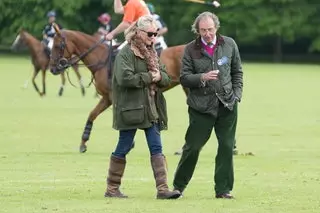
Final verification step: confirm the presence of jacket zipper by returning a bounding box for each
[212,48,229,108]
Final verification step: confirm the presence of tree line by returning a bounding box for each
[1,0,320,62]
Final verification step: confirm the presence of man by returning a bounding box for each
[105,0,150,42]
[42,11,62,56]
[104,15,180,200]
[173,11,243,199]
[147,3,168,56]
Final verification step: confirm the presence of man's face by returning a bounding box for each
[198,17,217,43]
[48,16,55,23]
[138,24,158,46]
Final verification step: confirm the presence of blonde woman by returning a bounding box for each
[104,15,180,200]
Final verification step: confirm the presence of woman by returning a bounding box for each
[104,15,181,200]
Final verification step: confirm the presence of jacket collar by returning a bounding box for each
[201,36,216,47]
[194,34,224,50]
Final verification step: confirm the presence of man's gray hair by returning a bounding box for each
[125,15,157,42]
[191,11,220,34]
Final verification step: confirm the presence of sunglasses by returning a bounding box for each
[140,29,158,37]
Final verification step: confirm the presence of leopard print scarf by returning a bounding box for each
[129,34,159,96]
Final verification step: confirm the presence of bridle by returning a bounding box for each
[51,32,107,71]
[50,31,112,88]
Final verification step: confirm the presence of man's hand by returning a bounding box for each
[201,70,219,81]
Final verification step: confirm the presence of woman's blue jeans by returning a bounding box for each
[112,124,162,158]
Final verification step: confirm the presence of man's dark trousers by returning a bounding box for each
[173,102,238,195]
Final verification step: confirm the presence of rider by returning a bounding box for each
[104,0,150,48]
[97,12,116,47]
[42,11,62,56]
[97,13,113,35]
[146,3,168,56]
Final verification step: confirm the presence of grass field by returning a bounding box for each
[1,56,320,213]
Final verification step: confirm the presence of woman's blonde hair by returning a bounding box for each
[125,15,157,42]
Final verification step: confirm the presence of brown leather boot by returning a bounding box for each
[104,155,128,198]
[151,154,181,199]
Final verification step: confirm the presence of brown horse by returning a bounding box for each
[160,45,188,94]
[11,29,85,96]
[49,26,187,153]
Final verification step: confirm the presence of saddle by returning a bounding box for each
[106,42,122,86]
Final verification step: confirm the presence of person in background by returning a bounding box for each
[104,0,150,43]
[146,2,168,56]
[97,13,113,35]
[42,10,62,56]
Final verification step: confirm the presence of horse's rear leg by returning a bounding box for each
[80,96,111,153]
[32,68,42,96]
[72,64,85,96]
[58,72,66,96]
[173,86,189,156]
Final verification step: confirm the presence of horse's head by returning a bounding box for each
[11,29,26,51]
[49,23,74,75]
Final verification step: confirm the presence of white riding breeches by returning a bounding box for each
[156,36,167,50]
[47,37,54,50]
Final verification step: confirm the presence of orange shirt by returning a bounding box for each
[123,0,150,23]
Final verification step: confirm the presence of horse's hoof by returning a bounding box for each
[81,88,85,96]
[233,149,238,155]
[58,87,64,96]
[80,144,87,153]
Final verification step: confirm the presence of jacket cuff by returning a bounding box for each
[141,72,153,85]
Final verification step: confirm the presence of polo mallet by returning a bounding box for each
[22,72,31,89]
[185,0,221,7]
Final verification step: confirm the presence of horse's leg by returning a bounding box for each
[94,90,99,98]
[80,96,111,153]
[182,86,189,96]
[58,72,66,96]
[174,86,189,156]
[31,68,41,96]
[233,139,238,155]
[72,64,85,96]
[40,70,46,96]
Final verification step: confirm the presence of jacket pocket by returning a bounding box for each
[217,81,236,110]
[155,92,168,130]
[222,81,234,100]
[188,88,211,112]
[120,105,145,125]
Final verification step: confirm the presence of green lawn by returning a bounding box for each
[1,56,320,213]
